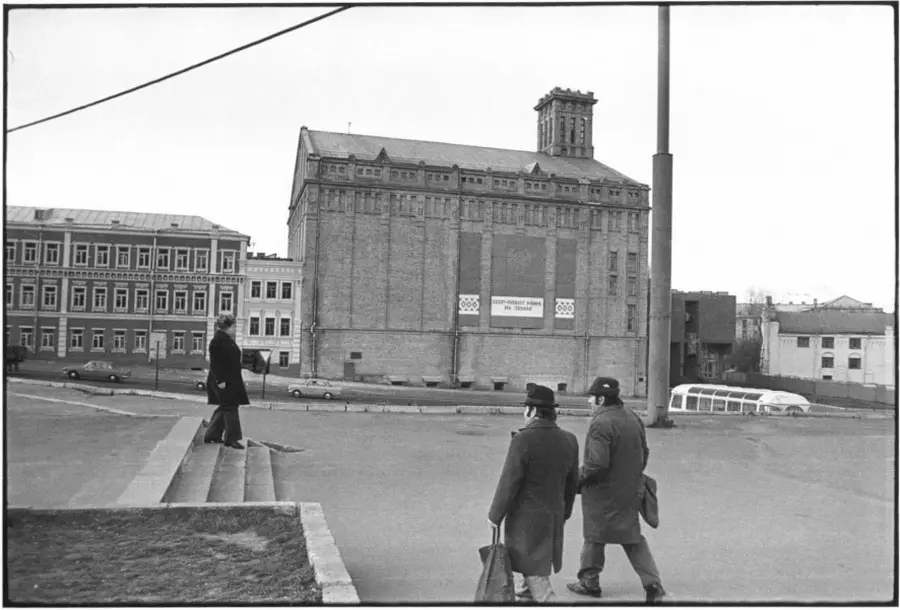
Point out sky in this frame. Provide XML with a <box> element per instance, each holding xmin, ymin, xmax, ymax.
<box><xmin>5</xmin><ymin>2</ymin><xmax>896</xmax><ymax>311</ymax></box>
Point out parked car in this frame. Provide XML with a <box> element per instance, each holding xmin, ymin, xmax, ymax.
<box><xmin>62</xmin><ymin>360</ymin><xmax>132</xmax><ymax>383</ymax></box>
<box><xmin>193</xmin><ymin>371</ymin><xmax>209</xmax><ymax>391</ymax></box>
<box><xmin>288</xmin><ymin>379</ymin><xmax>342</xmax><ymax>400</ymax></box>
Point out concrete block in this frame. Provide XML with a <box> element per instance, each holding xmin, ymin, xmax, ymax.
<box><xmin>309</xmin><ymin>403</ymin><xmax>347</xmax><ymax>413</ymax></box>
<box><xmin>420</xmin><ymin>406</ymin><xmax>460</xmax><ymax>415</ymax></box>
<box><xmin>299</xmin><ymin>502</ymin><xmax>359</xmax><ymax>604</ymax></box>
<box><xmin>244</xmin><ymin>447</ymin><xmax>276</xmax><ymax>503</ymax></box>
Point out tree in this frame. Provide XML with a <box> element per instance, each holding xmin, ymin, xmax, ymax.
<box><xmin>727</xmin><ymin>337</ymin><xmax>762</xmax><ymax>373</ymax></box>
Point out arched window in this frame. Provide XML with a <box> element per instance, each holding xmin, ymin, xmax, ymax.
<box><xmin>848</xmin><ymin>353</ymin><xmax>862</xmax><ymax>370</ymax></box>
<box><xmin>821</xmin><ymin>352</ymin><xmax>835</xmax><ymax>369</ymax></box>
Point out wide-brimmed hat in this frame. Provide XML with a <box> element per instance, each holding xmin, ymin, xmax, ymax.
<box><xmin>588</xmin><ymin>376</ymin><xmax>620</xmax><ymax>397</ymax></box>
<box><xmin>524</xmin><ymin>384</ymin><xmax>558</xmax><ymax>408</ymax></box>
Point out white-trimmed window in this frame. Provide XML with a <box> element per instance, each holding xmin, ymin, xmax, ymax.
<box><xmin>70</xmin><ymin>328</ymin><xmax>84</xmax><ymax>349</ymax></box>
<box><xmin>19</xmin><ymin>326</ymin><xmax>34</xmax><ymax>348</ymax></box>
<box><xmin>41</xmin><ymin>285</ymin><xmax>58</xmax><ymax>309</ymax></box>
<box><xmin>137</xmin><ymin>247</ymin><xmax>151</xmax><ymax>269</ymax></box>
<box><xmin>195</xmin><ymin>249</ymin><xmax>209</xmax><ymax>272</ymax></box>
<box><xmin>113</xmin><ymin>329</ymin><xmax>127</xmax><ymax>351</ymax></box>
<box><xmin>280</xmin><ymin>318</ymin><xmax>291</xmax><ymax>337</ymax></box>
<box><xmin>114</xmin><ymin>288</ymin><xmax>128</xmax><ymax>312</ymax></box>
<box><xmin>264</xmin><ymin>317</ymin><xmax>275</xmax><ymax>336</ymax></box>
<box><xmin>191</xmin><ymin>332</ymin><xmax>205</xmax><ymax>353</ymax></box>
<box><xmin>281</xmin><ymin>282</ymin><xmax>292</xmax><ymax>300</ymax></box>
<box><xmin>249</xmin><ymin>316</ymin><xmax>260</xmax><ymax>336</ymax></box>
<box><xmin>251</xmin><ymin>281</ymin><xmax>261</xmax><ymax>299</ymax></box>
<box><xmin>175</xmin><ymin>249</ymin><xmax>190</xmax><ymax>271</ymax></box>
<box><xmin>134</xmin><ymin>330</ymin><xmax>148</xmax><ymax>352</ymax></box>
<box><xmin>135</xmin><ymin>289</ymin><xmax>149</xmax><ymax>312</ymax></box>
<box><xmin>219</xmin><ymin>291</ymin><xmax>233</xmax><ymax>313</ymax></box>
<box><xmin>20</xmin><ymin>284</ymin><xmax>35</xmax><ymax>308</ymax></box>
<box><xmin>221</xmin><ymin>251</ymin><xmax>236</xmax><ymax>274</ymax></box>
<box><xmin>156</xmin><ymin>247</ymin><xmax>170</xmax><ymax>270</ymax></box>
<box><xmin>266</xmin><ymin>281</ymin><xmax>278</xmax><ymax>299</ymax></box>
<box><xmin>23</xmin><ymin>242</ymin><xmax>37</xmax><ymax>263</ymax></box>
<box><xmin>116</xmin><ymin>246</ymin><xmax>131</xmax><ymax>268</ymax></box>
<box><xmin>193</xmin><ymin>290</ymin><xmax>207</xmax><ymax>313</ymax></box>
<box><xmin>155</xmin><ymin>290</ymin><xmax>168</xmax><ymax>313</ymax></box>
<box><xmin>91</xmin><ymin>328</ymin><xmax>105</xmax><ymax>350</ymax></box>
<box><xmin>172</xmin><ymin>331</ymin><xmax>186</xmax><ymax>353</ymax></box>
<box><xmin>72</xmin><ymin>286</ymin><xmax>87</xmax><ymax>310</ymax></box>
<box><xmin>41</xmin><ymin>328</ymin><xmax>55</xmax><ymax>350</ymax></box>
<box><xmin>173</xmin><ymin>290</ymin><xmax>188</xmax><ymax>314</ymax></box>
<box><xmin>93</xmin><ymin>287</ymin><xmax>107</xmax><ymax>311</ymax></box>
<box><xmin>279</xmin><ymin>351</ymin><xmax>290</xmax><ymax>368</ymax></box>
<box><xmin>44</xmin><ymin>243</ymin><xmax>60</xmax><ymax>265</ymax></box>
<box><xmin>95</xmin><ymin>245</ymin><xmax>110</xmax><ymax>267</ymax></box>
<box><xmin>5</xmin><ymin>240</ymin><xmax>15</xmax><ymax>263</ymax></box>
<box><xmin>74</xmin><ymin>244</ymin><xmax>89</xmax><ymax>266</ymax></box>
<box><xmin>5</xmin><ymin>283</ymin><xmax>13</xmax><ymax>306</ymax></box>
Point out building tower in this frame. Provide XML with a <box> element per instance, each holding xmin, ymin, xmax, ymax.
<box><xmin>534</xmin><ymin>87</ymin><xmax>598</xmax><ymax>159</ymax></box>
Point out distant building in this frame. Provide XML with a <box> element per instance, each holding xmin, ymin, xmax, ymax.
<box><xmin>669</xmin><ymin>291</ymin><xmax>736</xmax><ymax>383</ymax></box>
<box><xmin>287</xmin><ymin>87</ymin><xmax>651</xmax><ymax>394</ymax></box>
<box><xmin>242</xmin><ymin>252</ymin><xmax>302</xmax><ymax>374</ymax></box>
<box><xmin>761</xmin><ymin>306</ymin><xmax>895</xmax><ymax>387</ymax></box>
<box><xmin>734</xmin><ymin>295</ymin><xmax>883</xmax><ymax>342</ymax></box>
<box><xmin>4</xmin><ymin>206</ymin><xmax>249</xmax><ymax>368</ymax></box>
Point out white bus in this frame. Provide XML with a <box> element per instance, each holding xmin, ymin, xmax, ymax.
<box><xmin>668</xmin><ymin>384</ymin><xmax>812</xmax><ymax>414</ymax></box>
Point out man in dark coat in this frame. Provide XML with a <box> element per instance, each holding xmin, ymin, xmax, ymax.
<box><xmin>567</xmin><ymin>376</ymin><xmax>666</xmax><ymax>603</ymax></box>
<box><xmin>488</xmin><ymin>385</ymin><xmax>580</xmax><ymax>603</ymax></box>
<box><xmin>204</xmin><ymin>314</ymin><xmax>250</xmax><ymax>449</ymax></box>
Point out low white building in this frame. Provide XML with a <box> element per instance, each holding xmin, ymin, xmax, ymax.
<box><xmin>241</xmin><ymin>252</ymin><xmax>302</xmax><ymax>374</ymax></box>
<box><xmin>761</xmin><ymin>309</ymin><xmax>895</xmax><ymax>387</ymax></box>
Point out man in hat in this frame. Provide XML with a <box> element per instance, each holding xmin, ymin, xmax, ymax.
<box><xmin>567</xmin><ymin>376</ymin><xmax>666</xmax><ymax>604</ymax></box>
<box><xmin>488</xmin><ymin>384</ymin><xmax>580</xmax><ymax>603</ymax></box>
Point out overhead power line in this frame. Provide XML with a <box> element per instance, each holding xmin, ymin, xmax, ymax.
<box><xmin>7</xmin><ymin>5</ymin><xmax>351</xmax><ymax>134</ymax></box>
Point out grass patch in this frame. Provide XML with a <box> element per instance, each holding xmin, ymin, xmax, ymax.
<box><xmin>6</xmin><ymin>506</ymin><xmax>320</xmax><ymax>604</ymax></box>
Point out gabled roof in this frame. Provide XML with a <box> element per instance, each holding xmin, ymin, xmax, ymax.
<box><xmin>5</xmin><ymin>206</ymin><xmax>248</xmax><ymax>238</ymax></box>
<box><xmin>775</xmin><ymin>310</ymin><xmax>894</xmax><ymax>335</ymax></box>
<box><xmin>818</xmin><ymin>295</ymin><xmax>876</xmax><ymax>310</ymax></box>
<box><xmin>306</xmin><ymin>130</ymin><xmax>645</xmax><ymax>186</ymax></box>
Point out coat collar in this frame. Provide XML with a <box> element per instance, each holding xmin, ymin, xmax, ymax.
<box><xmin>518</xmin><ymin>418</ymin><xmax>559</xmax><ymax>432</ymax></box>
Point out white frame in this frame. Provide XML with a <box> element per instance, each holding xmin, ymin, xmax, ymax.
<box><xmin>174</xmin><ymin>248</ymin><xmax>190</xmax><ymax>271</ymax></box>
<box><xmin>71</xmin><ymin>286</ymin><xmax>87</xmax><ymax>311</ymax></box>
<box><xmin>5</xmin><ymin>240</ymin><xmax>16</xmax><ymax>263</ymax></box>
<box><xmin>73</xmin><ymin>243</ymin><xmax>89</xmax><ymax>266</ymax></box>
<box><xmin>92</xmin><ymin>286</ymin><xmax>108</xmax><ymax>311</ymax></box>
<box><xmin>5</xmin><ymin>282</ymin><xmax>13</xmax><ymax>306</ymax></box>
<box><xmin>249</xmin><ymin>315</ymin><xmax>260</xmax><ymax>336</ymax></box>
<box><xmin>219</xmin><ymin>291</ymin><xmax>233</xmax><ymax>313</ymax></box>
<box><xmin>137</xmin><ymin>247</ymin><xmax>152</xmax><ymax>269</ymax></box>
<box><xmin>281</xmin><ymin>281</ymin><xmax>293</xmax><ymax>300</ymax></box>
<box><xmin>194</xmin><ymin>248</ymin><xmax>209</xmax><ymax>272</ymax></box>
<box><xmin>91</xmin><ymin>328</ymin><xmax>105</xmax><ymax>351</ymax></box>
<box><xmin>221</xmin><ymin>251</ymin><xmax>236</xmax><ymax>274</ymax></box>
<box><xmin>134</xmin><ymin>329</ymin><xmax>148</xmax><ymax>353</ymax></box>
<box><xmin>172</xmin><ymin>330</ymin><xmax>186</xmax><ymax>353</ymax></box>
<box><xmin>156</xmin><ymin>247</ymin><xmax>171</xmax><ymax>270</ymax></box>
<box><xmin>40</xmin><ymin>327</ymin><xmax>55</xmax><ymax>350</ymax></box>
<box><xmin>279</xmin><ymin>351</ymin><xmax>290</xmax><ymax>368</ymax></box>
<box><xmin>112</xmin><ymin>329</ymin><xmax>127</xmax><ymax>352</ymax></box>
<box><xmin>155</xmin><ymin>289</ymin><xmax>169</xmax><ymax>313</ymax></box>
<box><xmin>41</xmin><ymin>284</ymin><xmax>58</xmax><ymax>309</ymax></box>
<box><xmin>135</xmin><ymin>289</ymin><xmax>150</xmax><ymax>312</ymax></box>
<box><xmin>19</xmin><ymin>326</ymin><xmax>34</xmax><ymax>348</ymax></box>
<box><xmin>173</xmin><ymin>290</ymin><xmax>188</xmax><ymax>314</ymax></box>
<box><xmin>264</xmin><ymin>316</ymin><xmax>276</xmax><ymax>336</ymax></box>
<box><xmin>70</xmin><ymin>327</ymin><xmax>85</xmax><ymax>350</ymax></box>
<box><xmin>94</xmin><ymin>244</ymin><xmax>111</xmax><ymax>268</ymax></box>
<box><xmin>116</xmin><ymin>245</ymin><xmax>131</xmax><ymax>269</ymax></box>
<box><xmin>250</xmin><ymin>281</ymin><xmax>262</xmax><ymax>299</ymax></box>
<box><xmin>22</xmin><ymin>241</ymin><xmax>38</xmax><ymax>264</ymax></box>
<box><xmin>114</xmin><ymin>287</ymin><xmax>129</xmax><ymax>312</ymax></box>
<box><xmin>43</xmin><ymin>242</ymin><xmax>61</xmax><ymax>265</ymax></box>
<box><xmin>191</xmin><ymin>331</ymin><xmax>205</xmax><ymax>354</ymax></box>
<box><xmin>193</xmin><ymin>290</ymin><xmax>207</xmax><ymax>314</ymax></box>
<box><xmin>265</xmin><ymin>281</ymin><xmax>278</xmax><ymax>299</ymax></box>
<box><xmin>280</xmin><ymin>317</ymin><xmax>291</xmax><ymax>337</ymax></box>
<box><xmin>20</xmin><ymin>284</ymin><xmax>36</xmax><ymax>308</ymax></box>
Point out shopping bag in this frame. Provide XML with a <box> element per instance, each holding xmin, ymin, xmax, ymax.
<box><xmin>639</xmin><ymin>474</ymin><xmax>659</xmax><ymax>529</ymax></box>
<box><xmin>474</xmin><ymin>526</ymin><xmax>515</xmax><ymax>602</ymax></box>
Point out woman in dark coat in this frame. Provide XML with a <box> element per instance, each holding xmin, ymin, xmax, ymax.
<box><xmin>204</xmin><ymin>314</ymin><xmax>250</xmax><ymax>449</ymax></box>
<box><xmin>488</xmin><ymin>385</ymin><xmax>580</xmax><ymax>603</ymax></box>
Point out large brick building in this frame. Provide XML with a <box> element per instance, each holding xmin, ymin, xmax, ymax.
<box><xmin>287</xmin><ymin>88</ymin><xmax>651</xmax><ymax>394</ymax></box>
<box><xmin>5</xmin><ymin>206</ymin><xmax>249</xmax><ymax>368</ymax></box>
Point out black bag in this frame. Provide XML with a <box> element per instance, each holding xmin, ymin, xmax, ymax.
<box><xmin>474</xmin><ymin>527</ymin><xmax>515</xmax><ymax>602</ymax></box>
<box><xmin>639</xmin><ymin>474</ymin><xmax>659</xmax><ymax>529</ymax></box>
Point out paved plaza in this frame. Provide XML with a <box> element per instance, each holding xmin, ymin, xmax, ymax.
<box><xmin>6</xmin><ymin>386</ymin><xmax>896</xmax><ymax>604</ymax></box>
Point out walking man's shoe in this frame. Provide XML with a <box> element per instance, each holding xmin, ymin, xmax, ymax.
<box><xmin>645</xmin><ymin>583</ymin><xmax>666</xmax><ymax>604</ymax></box>
<box><xmin>566</xmin><ymin>581</ymin><xmax>603</xmax><ymax>598</ymax></box>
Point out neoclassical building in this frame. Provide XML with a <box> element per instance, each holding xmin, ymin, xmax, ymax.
<box><xmin>287</xmin><ymin>87</ymin><xmax>651</xmax><ymax>394</ymax></box>
<box><xmin>5</xmin><ymin>206</ymin><xmax>249</xmax><ymax>368</ymax></box>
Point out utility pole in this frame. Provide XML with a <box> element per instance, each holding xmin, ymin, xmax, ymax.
<box><xmin>645</xmin><ymin>5</ymin><xmax>675</xmax><ymax>428</ymax></box>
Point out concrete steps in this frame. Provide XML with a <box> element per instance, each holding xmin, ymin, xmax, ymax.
<box><xmin>244</xmin><ymin>446</ymin><xmax>277</xmax><ymax>502</ymax></box>
<box><xmin>207</xmin><ymin>445</ymin><xmax>248</xmax><ymax>503</ymax></box>
<box><xmin>163</xmin><ymin>442</ymin><xmax>222</xmax><ymax>503</ymax></box>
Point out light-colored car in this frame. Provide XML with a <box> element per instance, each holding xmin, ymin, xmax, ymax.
<box><xmin>62</xmin><ymin>360</ymin><xmax>132</xmax><ymax>383</ymax></box>
<box><xmin>288</xmin><ymin>379</ymin><xmax>342</xmax><ymax>400</ymax></box>
<box><xmin>194</xmin><ymin>371</ymin><xmax>209</xmax><ymax>391</ymax></box>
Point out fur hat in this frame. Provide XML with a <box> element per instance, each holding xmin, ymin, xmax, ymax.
<box><xmin>588</xmin><ymin>376</ymin><xmax>620</xmax><ymax>397</ymax></box>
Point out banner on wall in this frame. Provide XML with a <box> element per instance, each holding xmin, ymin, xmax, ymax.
<box><xmin>490</xmin><ymin>296</ymin><xmax>544</xmax><ymax>318</ymax></box>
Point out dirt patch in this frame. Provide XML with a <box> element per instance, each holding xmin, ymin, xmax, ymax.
<box><xmin>6</xmin><ymin>507</ymin><xmax>320</xmax><ymax>604</ymax></box>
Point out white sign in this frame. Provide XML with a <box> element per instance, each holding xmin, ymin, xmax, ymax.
<box><xmin>491</xmin><ymin>296</ymin><xmax>544</xmax><ymax>318</ymax></box>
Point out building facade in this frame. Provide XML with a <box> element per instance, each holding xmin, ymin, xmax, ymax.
<box><xmin>287</xmin><ymin>88</ymin><xmax>652</xmax><ymax>394</ymax></box>
<box><xmin>761</xmin><ymin>308</ymin><xmax>895</xmax><ymax>387</ymax></box>
<box><xmin>242</xmin><ymin>252</ymin><xmax>303</xmax><ymax>374</ymax></box>
<box><xmin>5</xmin><ymin>207</ymin><xmax>249</xmax><ymax>368</ymax></box>
<box><xmin>669</xmin><ymin>291</ymin><xmax>736</xmax><ymax>383</ymax></box>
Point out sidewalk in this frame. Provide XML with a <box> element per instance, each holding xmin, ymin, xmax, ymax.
<box><xmin>5</xmin><ymin>387</ymin><xmax>894</xmax><ymax>603</ymax></box>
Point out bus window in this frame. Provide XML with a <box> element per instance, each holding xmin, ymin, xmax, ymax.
<box><xmin>741</xmin><ymin>402</ymin><xmax>758</xmax><ymax>413</ymax></box>
<box><xmin>712</xmin><ymin>398</ymin><xmax>726</xmax><ymax>411</ymax></box>
<box><xmin>698</xmin><ymin>397</ymin><xmax>712</xmax><ymax>411</ymax></box>
<box><xmin>726</xmin><ymin>400</ymin><xmax>741</xmax><ymax>412</ymax></box>
<box><xmin>743</xmin><ymin>393</ymin><xmax>762</xmax><ymax>401</ymax></box>
<box><xmin>669</xmin><ymin>394</ymin><xmax>681</xmax><ymax>410</ymax></box>
<box><xmin>699</xmin><ymin>388</ymin><xmax>718</xmax><ymax>396</ymax></box>
<box><xmin>685</xmin><ymin>395</ymin><xmax>698</xmax><ymax>411</ymax></box>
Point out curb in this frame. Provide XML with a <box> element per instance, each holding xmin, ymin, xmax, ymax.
<box><xmin>9</xmin><ymin>378</ymin><xmax>892</xmax><ymax>420</ymax></box>
<box><xmin>299</xmin><ymin>502</ymin><xmax>360</xmax><ymax>604</ymax></box>
<box><xmin>115</xmin><ymin>417</ymin><xmax>206</xmax><ymax>506</ymax></box>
